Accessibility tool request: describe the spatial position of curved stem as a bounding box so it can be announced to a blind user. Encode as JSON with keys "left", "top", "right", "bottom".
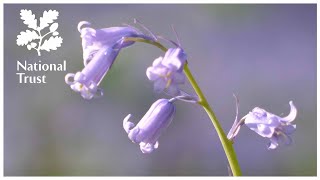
{"left": 123, "top": 37, "right": 242, "bottom": 176}
{"left": 124, "top": 37, "right": 167, "bottom": 52}
{"left": 183, "top": 65, "right": 242, "bottom": 176}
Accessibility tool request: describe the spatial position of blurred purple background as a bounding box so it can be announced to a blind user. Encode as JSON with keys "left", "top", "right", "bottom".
{"left": 4, "top": 4, "right": 316, "bottom": 176}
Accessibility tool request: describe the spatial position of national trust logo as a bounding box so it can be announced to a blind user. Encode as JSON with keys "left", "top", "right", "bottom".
{"left": 16, "top": 9, "right": 63, "bottom": 56}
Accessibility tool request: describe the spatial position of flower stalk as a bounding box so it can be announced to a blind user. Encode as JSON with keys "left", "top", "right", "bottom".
{"left": 123, "top": 37, "right": 242, "bottom": 176}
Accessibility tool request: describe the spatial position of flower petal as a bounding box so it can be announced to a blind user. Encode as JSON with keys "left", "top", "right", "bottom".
{"left": 245, "top": 113, "right": 267, "bottom": 124}
{"left": 153, "top": 79, "right": 167, "bottom": 93}
{"left": 165, "top": 84, "right": 180, "bottom": 96}
{"left": 266, "top": 115, "right": 281, "bottom": 127}
{"left": 65, "top": 73, "right": 75, "bottom": 85}
{"left": 278, "top": 132, "right": 293, "bottom": 146}
{"left": 140, "top": 142, "right": 155, "bottom": 154}
{"left": 123, "top": 114, "right": 135, "bottom": 133}
{"left": 281, "top": 124, "right": 296, "bottom": 135}
{"left": 70, "top": 83, "right": 81, "bottom": 92}
{"left": 172, "top": 71, "right": 185, "bottom": 84}
{"left": 125, "top": 99, "right": 175, "bottom": 153}
{"left": 79, "top": 87, "right": 95, "bottom": 100}
{"left": 152, "top": 57, "right": 163, "bottom": 67}
{"left": 268, "top": 136, "right": 279, "bottom": 150}
{"left": 281, "top": 101, "right": 297, "bottom": 123}
{"left": 154, "top": 141, "right": 159, "bottom": 149}
{"left": 162, "top": 48, "right": 187, "bottom": 71}
{"left": 128, "top": 127, "right": 140, "bottom": 143}
{"left": 257, "top": 124, "right": 275, "bottom": 138}
{"left": 77, "top": 21, "right": 91, "bottom": 32}
{"left": 146, "top": 67, "right": 160, "bottom": 81}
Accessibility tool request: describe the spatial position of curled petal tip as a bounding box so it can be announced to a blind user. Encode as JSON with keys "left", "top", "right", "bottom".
{"left": 140, "top": 142, "right": 157, "bottom": 154}
{"left": 65, "top": 73, "right": 75, "bottom": 85}
{"left": 267, "top": 143, "right": 278, "bottom": 150}
{"left": 267, "top": 137, "right": 279, "bottom": 150}
{"left": 282, "top": 101, "right": 297, "bottom": 122}
{"left": 154, "top": 141, "right": 159, "bottom": 149}
{"left": 78, "top": 21, "right": 91, "bottom": 32}
{"left": 123, "top": 114, "right": 135, "bottom": 133}
{"left": 124, "top": 114, "right": 132, "bottom": 122}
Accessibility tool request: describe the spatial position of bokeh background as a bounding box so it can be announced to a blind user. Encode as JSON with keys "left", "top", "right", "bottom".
{"left": 4, "top": 4, "right": 316, "bottom": 176}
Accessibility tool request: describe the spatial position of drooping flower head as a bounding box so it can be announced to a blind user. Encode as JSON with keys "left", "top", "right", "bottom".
{"left": 65, "top": 46, "right": 118, "bottom": 100}
{"left": 245, "top": 101, "right": 297, "bottom": 149}
{"left": 78, "top": 21, "right": 152, "bottom": 65}
{"left": 146, "top": 48, "right": 187, "bottom": 96}
{"left": 65, "top": 21, "right": 154, "bottom": 99}
{"left": 123, "top": 99, "right": 176, "bottom": 153}
{"left": 228, "top": 101, "right": 297, "bottom": 150}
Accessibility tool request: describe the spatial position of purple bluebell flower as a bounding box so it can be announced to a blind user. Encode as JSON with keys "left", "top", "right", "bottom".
{"left": 244, "top": 101, "right": 297, "bottom": 149}
{"left": 146, "top": 48, "right": 187, "bottom": 96}
{"left": 78, "top": 21, "right": 151, "bottom": 65}
{"left": 229, "top": 101, "right": 297, "bottom": 149}
{"left": 65, "top": 46, "right": 118, "bottom": 100}
{"left": 65, "top": 21, "right": 154, "bottom": 99}
{"left": 123, "top": 99, "right": 176, "bottom": 153}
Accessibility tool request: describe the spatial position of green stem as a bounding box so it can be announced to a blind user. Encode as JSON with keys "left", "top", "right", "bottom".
{"left": 123, "top": 37, "right": 242, "bottom": 176}
{"left": 124, "top": 37, "right": 167, "bottom": 52}
{"left": 183, "top": 65, "right": 242, "bottom": 176}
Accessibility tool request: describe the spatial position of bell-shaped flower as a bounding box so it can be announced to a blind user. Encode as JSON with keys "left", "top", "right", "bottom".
{"left": 123, "top": 99, "right": 176, "bottom": 153}
{"left": 146, "top": 48, "right": 187, "bottom": 96}
{"left": 65, "top": 46, "right": 118, "bottom": 100}
{"left": 245, "top": 101, "right": 297, "bottom": 149}
{"left": 78, "top": 21, "right": 152, "bottom": 65}
{"left": 227, "top": 101, "right": 297, "bottom": 149}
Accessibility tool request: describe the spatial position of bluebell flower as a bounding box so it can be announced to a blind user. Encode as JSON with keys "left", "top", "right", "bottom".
{"left": 78, "top": 21, "right": 151, "bottom": 65}
{"left": 65, "top": 21, "right": 154, "bottom": 99}
{"left": 228, "top": 101, "right": 297, "bottom": 149}
{"left": 65, "top": 46, "right": 118, "bottom": 100}
{"left": 146, "top": 48, "right": 187, "bottom": 96}
{"left": 123, "top": 99, "right": 176, "bottom": 153}
{"left": 244, "top": 101, "right": 297, "bottom": 149}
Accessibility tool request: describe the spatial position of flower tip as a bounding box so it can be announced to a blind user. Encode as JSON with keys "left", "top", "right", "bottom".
{"left": 282, "top": 101, "right": 297, "bottom": 122}
{"left": 78, "top": 21, "right": 91, "bottom": 32}
{"left": 140, "top": 142, "right": 158, "bottom": 154}
{"left": 146, "top": 67, "right": 154, "bottom": 80}
{"left": 154, "top": 141, "right": 159, "bottom": 149}
{"left": 292, "top": 124, "right": 297, "bottom": 129}
{"left": 124, "top": 114, "right": 132, "bottom": 123}
{"left": 288, "top": 100, "right": 295, "bottom": 109}
{"left": 123, "top": 114, "right": 135, "bottom": 133}
{"left": 81, "top": 94, "right": 94, "bottom": 100}
{"left": 267, "top": 143, "right": 278, "bottom": 150}
{"left": 140, "top": 147, "right": 152, "bottom": 154}
{"left": 288, "top": 101, "right": 295, "bottom": 110}
{"left": 65, "top": 73, "right": 75, "bottom": 85}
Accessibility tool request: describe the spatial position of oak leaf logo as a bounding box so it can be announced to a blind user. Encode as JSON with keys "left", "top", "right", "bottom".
{"left": 16, "top": 9, "right": 63, "bottom": 56}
